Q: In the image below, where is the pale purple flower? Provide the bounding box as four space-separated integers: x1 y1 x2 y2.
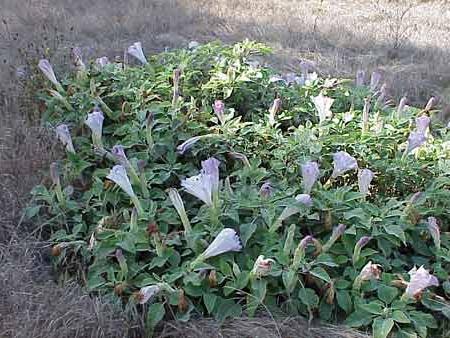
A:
55 124 75 153
213 100 225 124
331 151 358 178
251 255 275 278
268 98 282 125
85 107 104 148
397 97 407 117
201 228 242 259
410 191 424 204
106 165 135 199
416 115 431 134
292 235 315 268
312 93 334 123
356 236 372 250
70 47 86 72
16 65 28 80
322 224 346 252
127 42 147 64
138 285 162 304
38 59 59 86
299 235 314 251
405 266 439 298
370 70 382 91
95 56 110 68
259 182 274 198
427 216 440 249
111 144 128 166
358 169 374 196
168 188 191 233
355 70 365 86
295 194 313 207
406 131 426 154
301 161 320 194
181 157 220 206
176 136 202 154
358 261 382 281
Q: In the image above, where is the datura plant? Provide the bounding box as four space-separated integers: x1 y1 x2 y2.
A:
27 40 450 337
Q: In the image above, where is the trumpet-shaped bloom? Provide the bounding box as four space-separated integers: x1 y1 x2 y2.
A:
312 93 334 124
56 124 75 153
259 182 273 198
176 136 202 154
168 188 191 233
358 169 374 196
106 165 136 198
370 70 382 91
355 236 372 250
85 107 104 147
358 261 382 281
295 194 313 207
427 216 440 249
138 284 162 304
201 228 242 260
361 98 371 133
397 97 407 117
406 131 426 154
355 70 365 86
416 115 431 134
251 255 275 278
213 100 225 124
405 266 439 298
95 56 110 68
301 161 320 194
269 75 285 84
127 42 147 64
181 157 220 206
38 59 59 86
331 151 358 178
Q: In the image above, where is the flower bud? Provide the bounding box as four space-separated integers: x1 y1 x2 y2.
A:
208 270 217 287
259 182 273 198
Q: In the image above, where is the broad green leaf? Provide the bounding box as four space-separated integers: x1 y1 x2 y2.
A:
146 303 165 335
239 222 257 246
298 288 319 308
358 301 384 315
309 267 331 283
372 317 394 338
336 290 352 313
392 310 410 323
377 285 398 304
203 293 217 314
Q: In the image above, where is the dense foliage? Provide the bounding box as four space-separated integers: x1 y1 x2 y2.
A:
28 41 450 338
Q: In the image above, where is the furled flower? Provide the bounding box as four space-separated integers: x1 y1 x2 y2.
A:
268 98 282 125
331 151 358 178
168 188 192 233
107 165 135 198
358 261 382 281
425 97 435 111
38 59 59 86
322 224 346 252
176 136 202 154
70 47 86 72
251 255 275 278
85 107 105 148
259 182 274 198
358 169 374 196
292 235 314 269
355 70 365 86
409 191 424 204
301 161 320 194
370 70 382 91
406 131 426 154
111 144 128 166
95 56 110 68
397 96 407 117
197 228 242 262
55 124 75 153
299 235 314 251
127 42 147 64
416 115 431 135
181 157 220 206
295 194 313 207
137 284 162 304
352 236 372 264
405 266 439 299
312 93 334 124
427 216 440 249
213 100 225 124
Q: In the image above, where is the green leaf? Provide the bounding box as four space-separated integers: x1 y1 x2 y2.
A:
298 288 319 308
146 303 165 335
240 222 257 247
397 330 418 338
336 290 353 313
383 224 406 243
358 301 384 315
213 298 242 322
372 317 394 338
377 285 398 304
392 310 411 324
309 267 331 283
203 293 217 314
345 311 373 327
24 205 41 219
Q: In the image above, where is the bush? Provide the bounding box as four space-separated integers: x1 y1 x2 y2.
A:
28 40 450 337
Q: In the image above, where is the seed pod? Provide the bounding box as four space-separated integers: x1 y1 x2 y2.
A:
323 210 332 231
208 270 217 288
178 290 189 312
51 244 62 257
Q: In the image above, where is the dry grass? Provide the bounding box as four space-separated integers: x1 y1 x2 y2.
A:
1 0 449 337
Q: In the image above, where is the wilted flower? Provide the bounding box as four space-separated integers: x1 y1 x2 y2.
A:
251 255 275 278
181 157 220 206
176 136 202 154
427 216 440 249
425 97 436 111
295 194 313 207
352 236 372 264
331 151 358 178
168 188 192 233
268 98 282 125
355 70 365 86
213 100 225 124
322 224 346 252
405 266 439 299
312 93 334 124
416 115 431 135
137 284 162 304
85 107 104 148
291 235 314 269
70 47 86 72
95 56 110 68
359 261 382 281
358 169 374 196
369 70 382 91
127 42 147 64
55 124 75 153
259 182 274 198
38 59 59 86
406 131 426 154
301 161 320 194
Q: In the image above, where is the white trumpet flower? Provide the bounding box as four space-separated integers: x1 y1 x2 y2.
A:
405 266 439 299
331 151 358 178
358 169 374 196
38 59 60 86
55 124 75 153
198 228 242 261
138 284 162 304
168 188 192 233
301 161 320 194
85 107 104 148
127 42 147 64
359 261 382 281
312 93 334 124
107 165 135 198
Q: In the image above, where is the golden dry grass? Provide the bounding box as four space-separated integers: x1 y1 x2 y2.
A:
0 0 449 337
